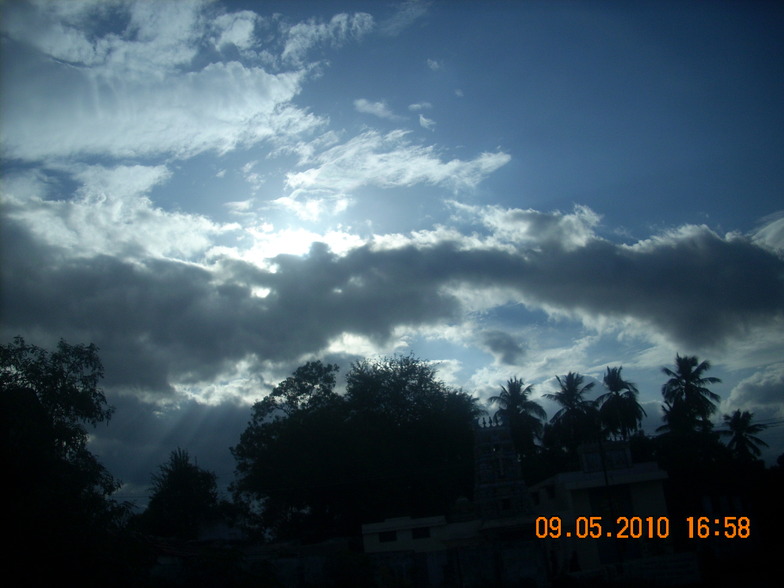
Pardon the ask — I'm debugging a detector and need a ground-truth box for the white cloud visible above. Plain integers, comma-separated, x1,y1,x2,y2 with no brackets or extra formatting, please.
4,166,232,261
325,332,392,359
354,99,403,120
419,114,436,131
273,191,352,222
427,58,441,70
241,161,267,193
285,129,511,196
409,102,432,111
212,10,259,51
450,202,601,251
282,12,374,65
2,56,315,161
225,199,256,216
9,0,206,74
379,0,431,36
725,364,784,420
235,224,365,263
752,211,784,254
1,1,326,162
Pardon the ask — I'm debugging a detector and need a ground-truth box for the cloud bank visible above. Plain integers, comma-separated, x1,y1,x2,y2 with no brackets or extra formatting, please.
4,203,782,400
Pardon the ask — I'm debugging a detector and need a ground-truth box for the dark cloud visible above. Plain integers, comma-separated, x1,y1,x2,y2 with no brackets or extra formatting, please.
480,330,526,365
3,215,783,398
516,228,784,348
1,220,460,393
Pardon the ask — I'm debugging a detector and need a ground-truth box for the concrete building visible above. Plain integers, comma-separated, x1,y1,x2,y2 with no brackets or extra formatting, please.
361,417,548,587
530,441,700,585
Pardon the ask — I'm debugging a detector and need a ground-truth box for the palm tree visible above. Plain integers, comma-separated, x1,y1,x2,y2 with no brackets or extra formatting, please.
545,372,599,452
489,377,546,455
656,399,691,435
596,366,646,440
661,354,721,432
721,409,769,461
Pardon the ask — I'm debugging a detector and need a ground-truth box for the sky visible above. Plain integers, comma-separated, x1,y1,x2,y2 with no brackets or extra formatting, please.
1,0,783,507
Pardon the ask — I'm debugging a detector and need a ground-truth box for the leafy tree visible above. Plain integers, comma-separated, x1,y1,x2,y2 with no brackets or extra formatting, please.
489,377,546,457
232,355,481,541
721,409,769,461
656,399,692,436
344,353,469,424
661,354,721,432
141,448,220,540
545,372,599,453
343,354,483,521
1,336,114,455
655,355,730,546
596,366,646,440
1,336,133,585
232,360,345,539
252,360,341,420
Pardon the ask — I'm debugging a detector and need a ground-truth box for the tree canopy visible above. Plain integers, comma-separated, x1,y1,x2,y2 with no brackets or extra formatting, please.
489,377,546,457
721,409,769,461
661,354,721,433
1,336,131,584
140,448,220,540
544,372,599,454
232,354,482,541
596,366,646,440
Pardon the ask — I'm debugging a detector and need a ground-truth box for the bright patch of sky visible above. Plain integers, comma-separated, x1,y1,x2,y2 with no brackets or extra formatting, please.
2,0,783,499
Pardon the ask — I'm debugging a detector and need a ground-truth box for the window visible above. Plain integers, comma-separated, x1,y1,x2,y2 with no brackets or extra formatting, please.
379,530,397,543
412,526,431,539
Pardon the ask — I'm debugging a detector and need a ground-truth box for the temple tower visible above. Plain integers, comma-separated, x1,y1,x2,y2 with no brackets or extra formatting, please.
473,415,533,519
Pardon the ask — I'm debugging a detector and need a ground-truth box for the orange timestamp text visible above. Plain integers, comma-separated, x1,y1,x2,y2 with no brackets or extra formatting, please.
535,516,751,540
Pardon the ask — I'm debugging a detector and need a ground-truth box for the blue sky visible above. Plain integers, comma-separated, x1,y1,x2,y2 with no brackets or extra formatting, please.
2,0,783,505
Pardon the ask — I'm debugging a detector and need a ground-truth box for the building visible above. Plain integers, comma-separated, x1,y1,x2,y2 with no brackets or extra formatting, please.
530,441,700,585
361,416,547,587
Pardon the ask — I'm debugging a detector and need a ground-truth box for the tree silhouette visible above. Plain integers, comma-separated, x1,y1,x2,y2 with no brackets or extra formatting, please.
141,448,220,540
596,366,646,440
721,409,769,461
232,360,345,539
232,355,481,541
1,336,132,585
545,372,599,453
489,377,546,457
254,360,341,419
661,354,721,432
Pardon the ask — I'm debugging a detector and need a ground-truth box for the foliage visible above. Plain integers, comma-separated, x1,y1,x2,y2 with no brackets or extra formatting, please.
489,377,546,457
1,336,134,584
232,354,481,541
1,336,114,457
141,448,220,539
660,354,721,433
545,372,600,453
596,366,645,440
721,409,769,461
231,360,345,539
252,360,342,420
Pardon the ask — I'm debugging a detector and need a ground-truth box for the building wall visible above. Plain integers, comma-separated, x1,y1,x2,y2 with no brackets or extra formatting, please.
530,451,671,575
362,516,448,553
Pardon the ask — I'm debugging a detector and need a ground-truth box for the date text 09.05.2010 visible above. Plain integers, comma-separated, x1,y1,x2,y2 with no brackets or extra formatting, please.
535,516,751,540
